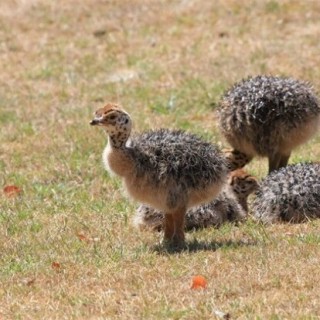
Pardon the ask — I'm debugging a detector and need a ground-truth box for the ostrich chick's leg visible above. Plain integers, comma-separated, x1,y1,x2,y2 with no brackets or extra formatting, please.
172,207,186,245
278,153,291,169
269,153,280,173
163,208,186,246
164,214,174,242
269,152,291,173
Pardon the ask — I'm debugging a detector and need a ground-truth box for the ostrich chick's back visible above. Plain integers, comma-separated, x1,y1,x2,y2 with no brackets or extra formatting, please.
122,129,228,211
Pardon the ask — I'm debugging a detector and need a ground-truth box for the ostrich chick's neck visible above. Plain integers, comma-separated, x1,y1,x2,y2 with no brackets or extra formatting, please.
107,128,129,149
103,130,132,178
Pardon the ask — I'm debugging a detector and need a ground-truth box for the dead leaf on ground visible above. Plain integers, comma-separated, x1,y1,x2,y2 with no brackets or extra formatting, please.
3,185,21,197
51,262,61,270
76,232,89,242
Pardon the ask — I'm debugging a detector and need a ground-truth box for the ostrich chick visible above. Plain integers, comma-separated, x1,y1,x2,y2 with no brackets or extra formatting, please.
133,169,259,231
218,75,320,173
90,103,228,246
252,163,320,223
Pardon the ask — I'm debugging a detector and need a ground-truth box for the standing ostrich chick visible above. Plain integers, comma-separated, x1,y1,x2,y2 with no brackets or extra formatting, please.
218,76,320,173
90,103,228,246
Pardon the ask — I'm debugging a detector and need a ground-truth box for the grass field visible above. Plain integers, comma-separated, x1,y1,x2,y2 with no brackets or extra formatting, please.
1,0,320,319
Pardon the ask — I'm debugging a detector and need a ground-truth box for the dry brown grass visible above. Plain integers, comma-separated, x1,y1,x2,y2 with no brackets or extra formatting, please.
1,0,320,319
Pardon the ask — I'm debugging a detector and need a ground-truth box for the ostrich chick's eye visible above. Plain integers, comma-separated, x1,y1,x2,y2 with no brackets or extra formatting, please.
109,115,116,120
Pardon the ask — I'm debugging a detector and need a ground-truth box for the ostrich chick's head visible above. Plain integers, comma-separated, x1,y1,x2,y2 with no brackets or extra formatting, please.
90,103,132,147
229,169,259,202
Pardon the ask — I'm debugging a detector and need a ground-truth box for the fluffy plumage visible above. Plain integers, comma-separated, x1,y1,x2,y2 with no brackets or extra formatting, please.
133,169,259,231
252,163,320,223
218,75,320,172
133,191,244,231
128,129,226,190
91,103,228,246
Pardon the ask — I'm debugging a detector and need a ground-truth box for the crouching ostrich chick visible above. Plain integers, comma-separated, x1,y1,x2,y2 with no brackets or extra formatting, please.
218,75,320,173
252,162,320,223
90,103,228,247
133,169,259,231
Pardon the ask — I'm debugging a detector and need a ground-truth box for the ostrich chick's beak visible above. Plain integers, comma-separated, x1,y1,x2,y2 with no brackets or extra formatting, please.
90,119,100,126
90,114,104,125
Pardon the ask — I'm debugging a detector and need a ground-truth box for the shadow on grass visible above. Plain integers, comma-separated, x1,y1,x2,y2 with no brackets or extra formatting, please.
152,238,257,255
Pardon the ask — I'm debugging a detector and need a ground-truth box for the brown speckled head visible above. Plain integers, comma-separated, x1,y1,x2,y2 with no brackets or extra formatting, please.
90,102,132,148
90,103,124,126
228,169,259,212
223,148,252,171
229,169,259,201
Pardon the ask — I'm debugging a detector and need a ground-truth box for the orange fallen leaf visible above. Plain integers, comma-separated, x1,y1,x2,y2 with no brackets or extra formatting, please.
3,185,21,197
51,262,61,270
76,233,88,242
191,275,207,289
